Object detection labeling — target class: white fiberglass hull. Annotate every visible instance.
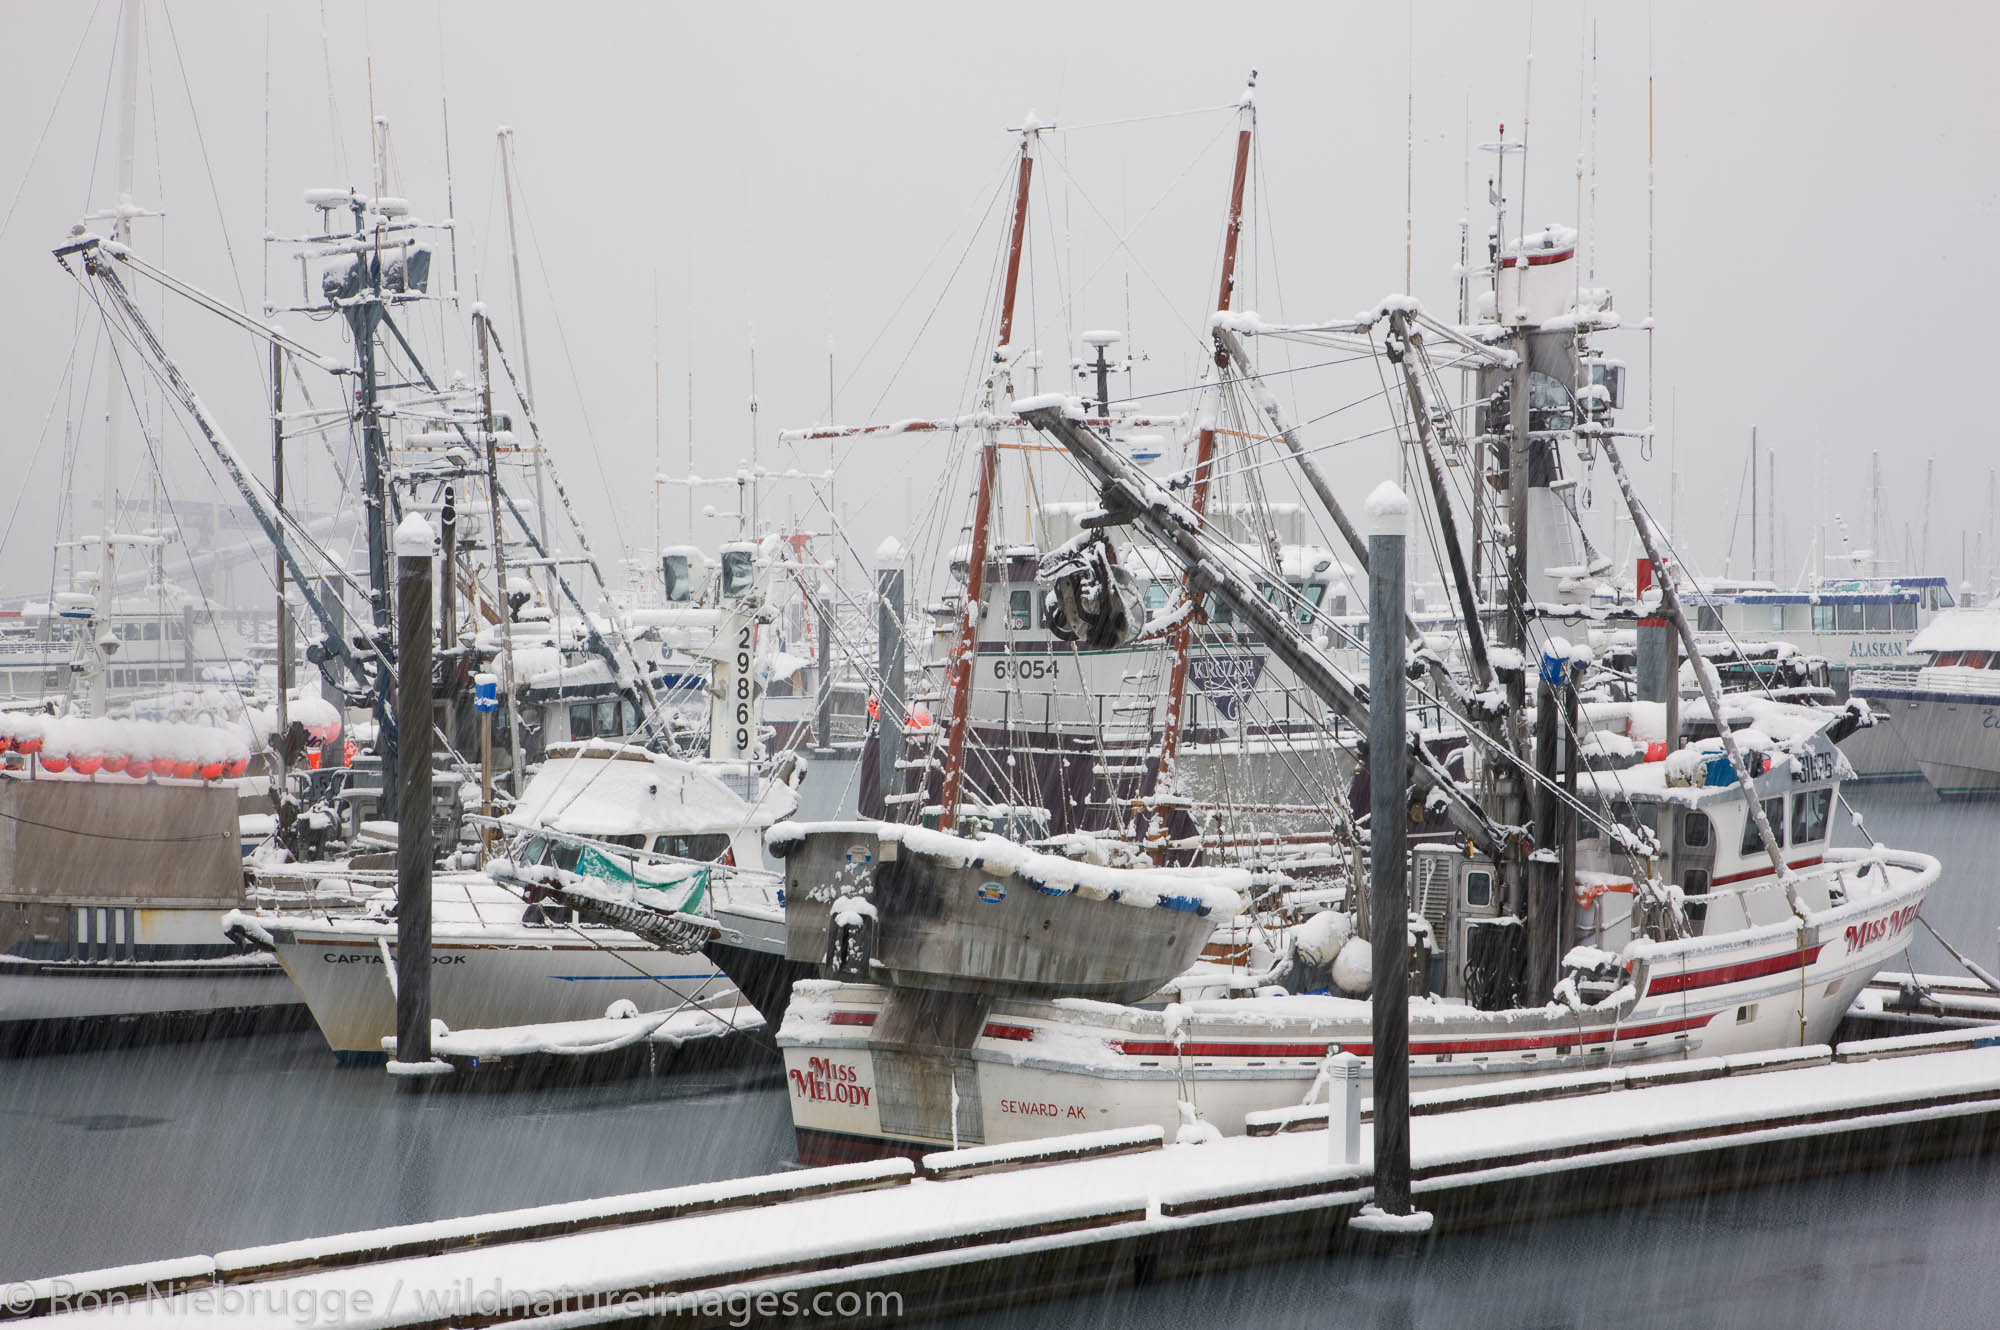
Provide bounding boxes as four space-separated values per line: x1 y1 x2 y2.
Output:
266 920 744 1058
1851 677 2000 796
778 846 1936 1162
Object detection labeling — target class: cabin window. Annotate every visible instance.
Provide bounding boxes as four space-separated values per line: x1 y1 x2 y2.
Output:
1682 811 1712 848
1575 810 1600 842
1791 788 1832 844
1835 602 1864 631
1465 870 1493 908
653 833 731 862
720 549 755 599
1210 595 1234 625
1864 601 1892 632
1740 797 1787 856
1143 583 1168 614
1963 651 1992 670
1008 589 1033 630
601 834 647 851
1684 868 1710 896
1696 604 1724 632
1812 604 1835 632
141 621 160 641
1893 601 1918 630
1326 594 1349 618
1934 651 1962 667
569 703 596 739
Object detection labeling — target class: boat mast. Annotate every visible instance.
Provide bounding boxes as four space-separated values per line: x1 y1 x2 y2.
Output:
1136 75 1256 852
347 191 399 817
497 127 552 587
89 0 145 717
935 119 1040 833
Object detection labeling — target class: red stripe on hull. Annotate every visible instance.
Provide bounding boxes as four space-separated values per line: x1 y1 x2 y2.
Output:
1710 855 1824 888
1107 1014 1711 1061
1646 945 1824 995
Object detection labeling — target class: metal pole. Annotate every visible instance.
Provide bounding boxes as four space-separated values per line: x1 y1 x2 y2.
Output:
393 513 437 1080
272 342 289 742
877 547 907 813
1366 481 1412 1217
816 574 835 752
1530 677 1560 1000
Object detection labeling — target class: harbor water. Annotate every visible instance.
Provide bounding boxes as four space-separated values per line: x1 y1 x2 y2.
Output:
2 783 1996 1327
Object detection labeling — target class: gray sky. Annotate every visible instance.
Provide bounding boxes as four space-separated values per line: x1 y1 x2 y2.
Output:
2 1 1996 612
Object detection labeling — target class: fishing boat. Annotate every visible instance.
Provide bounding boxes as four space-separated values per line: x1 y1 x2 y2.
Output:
243 743 779 1059
0 715 296 1053
766 90 1939 1163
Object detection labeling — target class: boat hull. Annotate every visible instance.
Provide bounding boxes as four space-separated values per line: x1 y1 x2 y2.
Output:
266 921 744 1057
778 847 1936 1161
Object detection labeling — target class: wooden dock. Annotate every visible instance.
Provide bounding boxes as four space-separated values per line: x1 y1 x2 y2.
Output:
14 1024 2000 1327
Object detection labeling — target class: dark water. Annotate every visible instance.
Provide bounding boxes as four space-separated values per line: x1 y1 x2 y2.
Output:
1 782 1994 1324
0 1037 794 1281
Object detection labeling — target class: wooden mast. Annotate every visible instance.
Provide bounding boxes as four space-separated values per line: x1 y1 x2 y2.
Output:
935 121 1039 832
1138 75 1256 853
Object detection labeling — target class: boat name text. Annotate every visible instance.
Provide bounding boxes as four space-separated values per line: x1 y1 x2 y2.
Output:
1844 904 1920 954
790 1056 871 1107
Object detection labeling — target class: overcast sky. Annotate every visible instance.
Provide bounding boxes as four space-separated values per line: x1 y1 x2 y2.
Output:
2 1 1995 614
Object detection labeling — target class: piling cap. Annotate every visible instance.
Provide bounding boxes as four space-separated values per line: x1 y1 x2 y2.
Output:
1364 481 1409 536
394 512 436 558
875 537 905 567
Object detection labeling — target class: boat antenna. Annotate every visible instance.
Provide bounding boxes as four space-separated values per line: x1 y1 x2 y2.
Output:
1405 8 1415 294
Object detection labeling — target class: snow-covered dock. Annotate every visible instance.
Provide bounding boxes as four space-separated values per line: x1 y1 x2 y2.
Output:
16 1026 2000 1327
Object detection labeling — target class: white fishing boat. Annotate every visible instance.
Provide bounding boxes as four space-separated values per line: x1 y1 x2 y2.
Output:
777 702 1934 1159
1848 604 2000 797
245 743 782 1058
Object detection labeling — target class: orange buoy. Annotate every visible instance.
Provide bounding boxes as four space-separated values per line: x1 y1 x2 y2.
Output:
42 755 70 774
74 756 104 776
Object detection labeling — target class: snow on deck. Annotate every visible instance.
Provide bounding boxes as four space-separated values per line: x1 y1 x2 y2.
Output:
26 1037 2000 1326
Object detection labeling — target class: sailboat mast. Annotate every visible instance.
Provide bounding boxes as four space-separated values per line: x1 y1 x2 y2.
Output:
1140 77 1255 849
935 123 1038 832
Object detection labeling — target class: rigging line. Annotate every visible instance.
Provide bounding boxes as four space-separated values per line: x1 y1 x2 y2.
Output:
99 302 269 731
1108 351 1380 408
1056 102 1243 133
505 151 626 555
0 315 94 576
1199 416 1409 488
76 274 379 614
155 6 254 343
861 160 1017 423
1038 129 1231 349
840 157 1015 407
0 0 108 241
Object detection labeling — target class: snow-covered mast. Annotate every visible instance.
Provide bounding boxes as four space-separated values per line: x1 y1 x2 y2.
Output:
933 116 1042 833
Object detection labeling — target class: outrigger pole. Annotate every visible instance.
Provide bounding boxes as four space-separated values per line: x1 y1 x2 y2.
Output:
1017 400 1508 859
59 237 378 696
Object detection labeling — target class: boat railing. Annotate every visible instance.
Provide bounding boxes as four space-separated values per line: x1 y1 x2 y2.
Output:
1848 666 1921 692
